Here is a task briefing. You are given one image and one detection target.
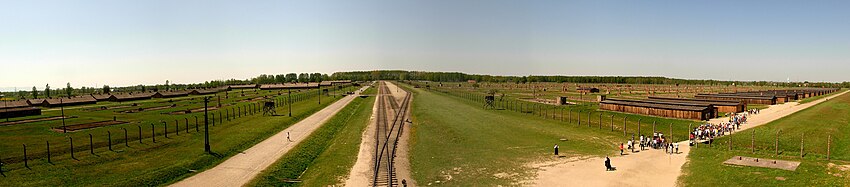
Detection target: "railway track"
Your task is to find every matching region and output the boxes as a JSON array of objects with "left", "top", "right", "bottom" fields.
[{"left": 372, "top": 82, "right": 412, "bottom": 187}]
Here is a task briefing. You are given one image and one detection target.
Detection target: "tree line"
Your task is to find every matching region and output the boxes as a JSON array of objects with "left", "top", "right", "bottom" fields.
[
  {"left": 3, "top": 71, "right": 846, "bottom": 100},
  {"left": 330, "top": 70, "right": 847, "bottom": 88}
]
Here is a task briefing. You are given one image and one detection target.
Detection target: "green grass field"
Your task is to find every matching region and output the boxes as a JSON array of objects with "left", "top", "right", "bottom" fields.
[
  {"left": 249, "top": 86, "right": 376, "bottom": 186},
  {"left": 0, "top": 87, "right": 356, "bottom": 186},
  {"left": 679, "top": 91, "right": 850, "bottom": 186},
  {"left": 396, "top": 82, "right": 699, "bottom": 186}
]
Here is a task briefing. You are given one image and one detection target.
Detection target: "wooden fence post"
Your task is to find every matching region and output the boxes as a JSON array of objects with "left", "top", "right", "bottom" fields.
[
  {"left": 669, "top": 123, "right": 672, "bottom": 142},
  {"left": 175, "top": 120, "right": 179, "bottom": 136},
  {"left": 587, "top": 112, "right": 591, "bottom": 128},
  {"left": 751, "top": 130, "right": 755, "bottom": 154},
  {"left": 185, "top": 118, "right": 189, "bottom": 133},
  {"left": 610, "top": 115, "right": 614, "bottom": 131},
  {"left": 578, "top": 111, "right": 581, "bottom": 126},
  {"left": 827, "top": 134, "right": 831, "bottom": 160}
]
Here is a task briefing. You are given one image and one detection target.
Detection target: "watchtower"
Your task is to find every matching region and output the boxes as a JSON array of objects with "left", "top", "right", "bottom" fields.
[{"left": 262, "top": 100, "right": 276, "bottom": 116}]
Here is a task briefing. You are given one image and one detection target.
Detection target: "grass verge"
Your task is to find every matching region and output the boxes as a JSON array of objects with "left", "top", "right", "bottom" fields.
[
  {"left": 250, "top": 88, "right": 375, "bottom": 186},
  {"left": 679, "top": 91, "right": 850, "bottom": 186}
]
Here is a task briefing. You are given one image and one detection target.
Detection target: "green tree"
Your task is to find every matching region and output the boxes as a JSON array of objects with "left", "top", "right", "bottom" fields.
[
  {"left": 66, "top": 82, "right": 73, "bottom": 97},
  {"left": 285, "top": 73, "right": 297, "bottom": 83},
  {"left": 165, "top": 80, "right": 170, "bottom": 91},
  {"left": 103, "top": 85, "right": 111, "bottom": 94},
  {"left": 45, "top": 84, "right": 51, "bottom": 98},
  {"left": 32, "top": 86, "right": 38, "bottom": 99}
]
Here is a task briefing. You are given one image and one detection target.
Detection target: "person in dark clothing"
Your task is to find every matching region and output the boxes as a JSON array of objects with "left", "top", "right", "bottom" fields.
[
  {"left": 605, "top": 156, "right": 615, "bottom": 171},
  {"left": 554, "top": 144, "right": 559, "bottom": 155}
]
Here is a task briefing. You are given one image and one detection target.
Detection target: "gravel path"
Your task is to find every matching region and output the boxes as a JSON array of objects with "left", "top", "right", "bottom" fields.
[{"left": 170, "top": 86, "right": 369, "bottom": 187}]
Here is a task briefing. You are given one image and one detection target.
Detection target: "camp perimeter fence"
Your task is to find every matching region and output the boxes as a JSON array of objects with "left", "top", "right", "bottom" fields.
[
  {"left": 399, "top": 81, "right": 700, "bottom": 142},
  {"left": 402, "top": 81, "right": 844, "bottom": 162},
  {"left": 0, "top": 84, "right": 357, "bottom": 174},
  {"left": 695, "top": 128, "right": 843, "bottom": 161}
]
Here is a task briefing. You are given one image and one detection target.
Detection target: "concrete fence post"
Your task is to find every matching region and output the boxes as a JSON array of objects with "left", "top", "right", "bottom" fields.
[
  {"left": 108, "top": 131, "right": 112, "bottom": 151},
  {"left": 23, "top": 144, "right": 28, "bottom": 168},
  {"left": 164, "top": 122, "right": 168, "bottom": 138},
  {"left": 124, "top": 128, "right": 128, "bottom": 147},
  {"left": 638, "top": 119, "right": 642, "bottom": 137},
  {"left": 89, "top": 134, "right": 94, "bottom": 155},
  {"left": 70, "top": 137, "right": 75, "bottom": 159},
  {"left": 47, "top": 141, "right": 52, "bottom": 163},
  {"left": 195, "top": 116, "right": 199, "bottom": 132},
  {"left": 598, "top": 113, "right": 602, "bottom": 129}
]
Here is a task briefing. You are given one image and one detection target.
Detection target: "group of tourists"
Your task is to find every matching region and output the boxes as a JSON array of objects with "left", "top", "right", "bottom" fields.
[
  {"left": 689, "top": 112, "right": 751, "bottom": 146},
  {"left": 747, "top": 108, "right": 760, "bottom": 114}
]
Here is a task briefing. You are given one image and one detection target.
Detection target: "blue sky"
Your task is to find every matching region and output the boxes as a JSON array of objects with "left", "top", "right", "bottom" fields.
[{"left": 1, "top": 0, "right": 849, "bottom": 90}]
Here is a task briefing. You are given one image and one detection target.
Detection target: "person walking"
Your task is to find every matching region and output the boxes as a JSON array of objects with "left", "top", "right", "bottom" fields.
[
  {"left": 287, "top": 131, "right": 291, "bottom": 142},
  {"left": 619, "top": 143, "right": 624, "bottom": 155},
  {"left": 605, "top": 156, "right": 615, "bottom": 171}
]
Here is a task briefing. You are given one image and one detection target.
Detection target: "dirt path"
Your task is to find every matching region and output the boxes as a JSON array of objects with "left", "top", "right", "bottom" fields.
[
  {"left": 345, "top": 82, "right": 382, "bottom": 186},
  {"left": 170, "top": 86, "right": 369, "bottom": 187},
  {"left": 345, "top": 81, "right": 415, "bottom": 187},
  {"left": 530, "top": 90, "right": 848, "bottom": 187}
]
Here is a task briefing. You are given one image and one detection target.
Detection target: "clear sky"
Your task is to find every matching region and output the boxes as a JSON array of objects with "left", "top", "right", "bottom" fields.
[{"left": 2, "top": 0, "right": 849, "bottom": 90}]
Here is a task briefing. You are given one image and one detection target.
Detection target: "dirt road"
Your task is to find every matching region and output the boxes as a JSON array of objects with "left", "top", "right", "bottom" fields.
[
  {"left": 531, "top": 90, "right": 848, "bottom": 187},
  {"left": 170, "top": 86, "right": 369, "bottom": 187}
]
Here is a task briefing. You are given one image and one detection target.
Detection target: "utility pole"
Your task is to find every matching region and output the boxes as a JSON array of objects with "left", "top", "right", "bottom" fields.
[{"left": 204, "top": 96, "right": 211, "bottom": 153}]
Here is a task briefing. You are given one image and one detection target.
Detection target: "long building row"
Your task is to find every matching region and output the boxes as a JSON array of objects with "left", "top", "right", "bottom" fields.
[
  {"left": 599, "top": 88, "right": 840, "bottom": 121},
  {"left": 694, "top": 88, "right": 839, "bottom": 105},
  {"left": 0, "top": 81, "right": 352, "bottom": 119}
]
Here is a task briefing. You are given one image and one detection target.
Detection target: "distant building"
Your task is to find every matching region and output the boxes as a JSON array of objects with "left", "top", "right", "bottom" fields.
[{"left": 577, "top": 87, "right": 600, "bottom": 93}]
